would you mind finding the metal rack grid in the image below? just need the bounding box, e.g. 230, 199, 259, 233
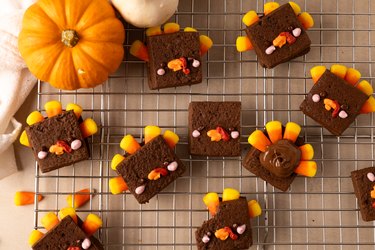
32, 0, 375, 249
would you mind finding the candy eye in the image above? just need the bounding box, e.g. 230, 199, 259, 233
157, 68, 165, 76
339, 110, 348, 119
192, 59, 201, 68
312, 94, 320, 103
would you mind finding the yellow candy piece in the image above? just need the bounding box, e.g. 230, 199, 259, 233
248, 199, 262, 218
82, 214, 103, 236
44, 100, 62, 118
242, 10, 259, 26
330, 64, 348, 79
80, 118, 98, 138
41, 212, 59, 231
26, 111, 44, 126
215, 228, 229, 241
356, 80, 373, 96
164, 22, 180, 34
264, 2, 280, 15
298, 12, 314, 30
66, 103, 83, 118
163, 130, 179, 148
20, 130, 31, 147
28, 230, 44, 246
130, 40, 149, 62
203, 192, 220, 216
299, 144, 314, 160
66, 188, 93, 208
360, 96, 375, 114
14, 191, 43, 206
184, 27, 197, 32
120, 135, 141, 154
248, 130, 271, 153
222, 188, 240, 202
236, 36, 253, 52
311, 65, 327, 83
289, 2, 301, 15
294, 161, 317, 177
265, 121, 282, 144
145, 125, 162, 144
345, 68, 361, 85
146, 26, 162, 36
109, 176, 128, 195
207, 129, 222, 142
58, 207, 77, 223
111, 154, 125, 170
283, 122, 301, 143
199, 35, 213, 56
371, 186, 375, 199
273, 34, 287, 48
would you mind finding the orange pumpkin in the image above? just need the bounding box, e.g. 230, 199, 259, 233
18, 0, 125, 90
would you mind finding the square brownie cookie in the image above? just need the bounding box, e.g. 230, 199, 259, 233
351, 167, 375, 222
32, 216, 103, 250
147, 32, 202, 89
188, 102, 241, 157
245, 3, 311, 68
195, 197, 252, 250
300, 70, 368, 136
116, 135, 186, 204
25, 110, 89, 173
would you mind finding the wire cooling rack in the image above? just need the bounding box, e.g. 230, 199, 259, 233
32, 0, 375, 249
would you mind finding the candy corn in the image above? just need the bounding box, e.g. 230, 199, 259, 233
14, 191, 43, 206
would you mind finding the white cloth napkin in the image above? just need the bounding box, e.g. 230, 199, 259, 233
0, 0, 37, 179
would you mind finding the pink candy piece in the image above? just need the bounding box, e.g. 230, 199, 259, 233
339, 110, 348, 119
292, 28, 302, 37
236, 224, 246, 235
202, 234, 210, 243
135, 185, 145, 195
157, 68, 165, 76
81, 238, 91, 249
192, 59, 201, 68
37, 151, 48, 160
265, 45, 276, 55
367, 172, 375, 182
71, 139, 82, 150
312, 94, 320, 103
167, 161, 178, 172
231, 131, 240, 139
192, 130, 201, 138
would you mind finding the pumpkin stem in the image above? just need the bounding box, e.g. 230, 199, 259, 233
61, 30, 79, 48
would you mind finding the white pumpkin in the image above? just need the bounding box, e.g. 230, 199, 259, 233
111, 0, 179, 28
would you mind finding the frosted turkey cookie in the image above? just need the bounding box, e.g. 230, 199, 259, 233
351, 167, 375, 222
19, 101, 98, 173
28, 207, 103, 249
109, 126, 186, 204
195, 188, 261, 250
243, 121, 317, 191
300, 65, 375, 136
130, 23, 213, 89
236, 2, 313, 68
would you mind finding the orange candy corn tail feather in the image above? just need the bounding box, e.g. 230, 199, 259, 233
294, 161, 317, 177
164, 22, 180, 34
109, 176, 128, 195
145, 125, 162, 144
163, 130, 179, 148
14, 191, 43, 206
111, 154, 125, 170
298, 12, 314, 30
265, 121, 282, 143
356, 80, 373, 96
248, 199, 262, 218
146, 26, 162, 36
199, 35, 213, 56
203, 192, 220, 216
264, 2, 280, 15
44, 100, 62, 118
82, 214, 103, 236
299, 144, 314, 160
283, 122, 301, 143
360, 96, 375, 114
58, 207, 78, 223
242, 10, 259, 26
66, 103, 83, 118
66, 188, 94, 208
236, 36, 253, 52
248, 130, 271, 152
80, 118, 98, 138
26, 111, 44, 125
330, 64, 348, 79
20, 130, 31, 147
311, 66, 326, 83
41, 212, 60, 231
130, 40, 149, 62
28, 230, 44, 246
345, 68, 361, 85
120, 135, 141, 154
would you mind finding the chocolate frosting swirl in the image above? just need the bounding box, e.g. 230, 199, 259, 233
260, 139, 301, 178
